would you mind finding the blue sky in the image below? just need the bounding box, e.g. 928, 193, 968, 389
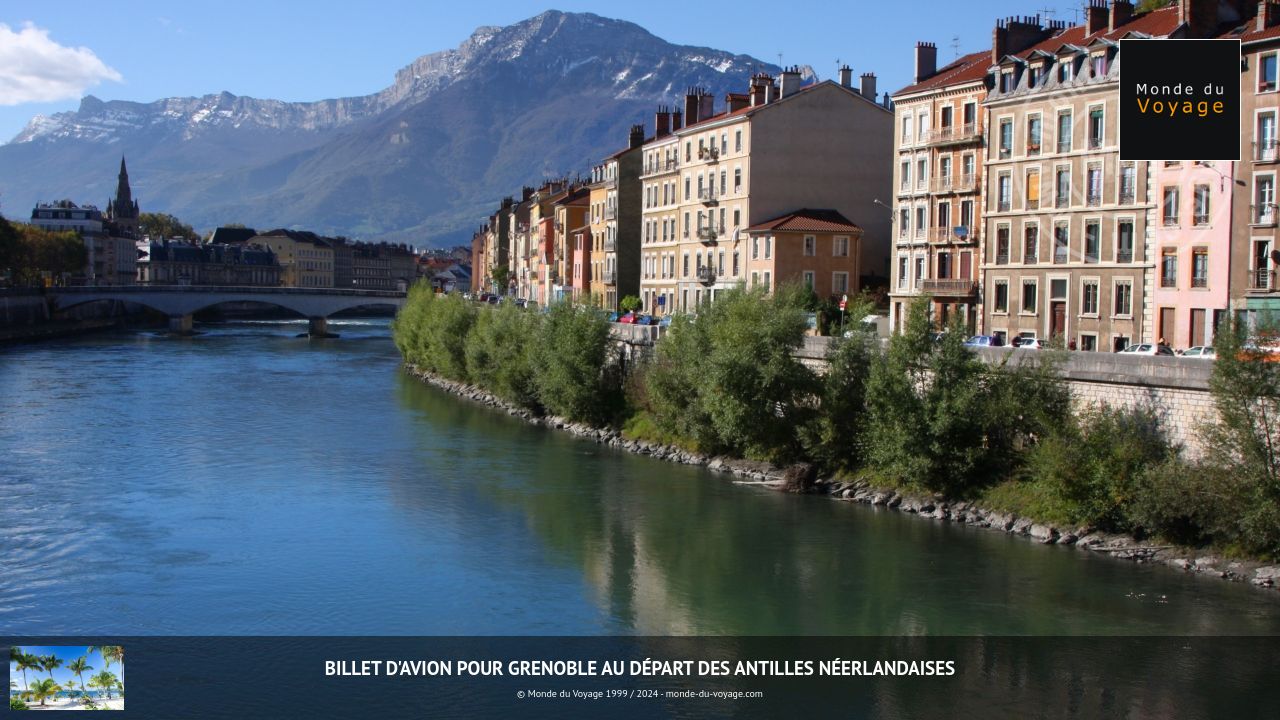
8, 646, 123, 693
0, 0, 1092, 142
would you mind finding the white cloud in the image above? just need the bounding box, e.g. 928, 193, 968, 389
0, 22, 122, 106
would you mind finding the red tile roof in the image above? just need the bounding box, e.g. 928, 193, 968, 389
893, 50, 990, 97
745, 209, 861, 234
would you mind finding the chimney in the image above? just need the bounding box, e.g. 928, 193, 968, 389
671, 110, 682, 130
629, 124, 645, 149
992, 16, 1052, 66
683, 87, 702, 125
778, 66, 801, 98
1086, 0, 1108, 35
838, 65, 853, 88
1109, 0, 1134, 31
1259, 0, 1280, 30
749, 74, 770, 106
915, 42, 938, 83
698, 89, 714, 120
1178, 0, 1217, 38
726, 92, 749, 112
522, 186, 534, 202
654, 106, 671, 138
764, 78, 779, 103
860, 72, 877, 100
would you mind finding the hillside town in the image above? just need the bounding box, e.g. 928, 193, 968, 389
467, 0, 1280, 353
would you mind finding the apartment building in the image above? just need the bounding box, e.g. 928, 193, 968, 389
587, 170, 610, 304
1229, 2, 1280, 325
639, 107, 684, 314
890, 48, 988, 333
641, 68, 892, 314
600, 127, 644, 311
505, 189, 533, 297
743, 209, 862, 299
551, 186, 590, 304
252, 229, 335, 288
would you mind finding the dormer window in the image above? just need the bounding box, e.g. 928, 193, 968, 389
1028, 65, 1042, 87
1058, 61, 1071, 83
1000, 70, 1015, 93
1091, 53, 1108, 78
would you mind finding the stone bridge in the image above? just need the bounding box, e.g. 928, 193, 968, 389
49, 285, 407, 335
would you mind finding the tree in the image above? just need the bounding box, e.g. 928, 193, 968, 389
40, 654, 62, 681
619, 295, 642, 313
490, 265, 511, 293
12, 649, 39, 695
67, 657, 93, 703
25, 678, 61, 707
464, 301, 540, 408
803, 294, 876, 471
531, 300, 616, 424
138, 212, 198, 241
89, 671, 119, 701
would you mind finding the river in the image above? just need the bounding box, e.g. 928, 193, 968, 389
2, 317, 1279, 638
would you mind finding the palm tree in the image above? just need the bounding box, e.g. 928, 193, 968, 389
67, 657, 92, 704
40, 653, 63, 681
89, 671, 118, 701
11, 649, 38, 695
88, 646, 124, 694
25, 678, 61, 707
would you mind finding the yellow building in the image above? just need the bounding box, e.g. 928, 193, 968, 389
250, 230, 334, 288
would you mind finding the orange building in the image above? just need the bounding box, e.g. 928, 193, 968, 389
743, 209, 863, 300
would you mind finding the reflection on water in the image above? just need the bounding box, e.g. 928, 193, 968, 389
0, 318, 1278, 637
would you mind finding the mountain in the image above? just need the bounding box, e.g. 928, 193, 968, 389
0, 11, 809, 246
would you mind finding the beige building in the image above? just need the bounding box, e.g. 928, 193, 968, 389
587, 169, 610, 304
890, 47, 988, 332
642, 68, 893, 314
1229, 4, 1280, 324
252, 230, 334, 288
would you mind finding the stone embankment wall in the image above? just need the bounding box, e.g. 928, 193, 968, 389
610, 328, 1217, 454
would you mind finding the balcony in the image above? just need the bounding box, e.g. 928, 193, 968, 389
995, 252, 1010, 265
1088, 136, 1103, 150
643, 159, 680, 175
1055, 195, 1070, 209
1119, 190, 1136, 205
1053, 247, 1069, 264
924, 123, 981, 147
1026, 142, 1042, 156
1117, 248, 1134, 263
1024, 247, 1038, 264
998, 147, 1012, 160
1057, 140, 1072, 153
603, 270, 616, 285
927, 227, 976, 244
1255, 140, 1278, 163
696, 265, 716, 284
604, 206, 617, 220
1026, 197, 1039, 210
1194, 213, 1210, 226
1191, 275, 1208, 289
697, 187, 719, 205
1253, 204, 1278, 226
697, 146, 720, 163
697, 225, 722, 243
921, 279, 977, 296
1086, 194, 1102, 207
1251, 268, 1273, 292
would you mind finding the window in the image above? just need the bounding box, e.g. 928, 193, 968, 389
993, 280, 1009, 313
1256, 176, 1276, 223
1114, 281, 1133, 316
937, 252, 951, 279
1194, 184, 1211, 225
1000, 70, 1015, 93
1088, 107, 1104, 148
1261, 52, 1277, 93
764, 237, 772, 259
898, 257, 907, 288
1161, 248, 1178, 287
1024, 225, 1039, 264
1080, 334, 1097, 352
684, 177, 691, 201
1057, 111, 1072, 153
1055, 167, 1071, 208
1027, 115, 1042, 154
998, 173, 1012, 211
900, 161, 910, 190
834, 236, 850, 257
939, 156, 952, 184
995, 225, 1010, 264
733, 209, 740, 227
916, 206, 927, 237
1054, 223, 1069, 264
1084, 221, 1100, 263
683, 253, 689, 277
899, 208, 909, 237
732, 251, 740, 276
917, 158, 927, 189
1086, 164, 1103, 206
959, 200, 974, 229
1119, 163, 1137, 204
1091, 53, 1108, 78
998, 119, 1013, 158
937, 201, 951, 231
1117, 220, 1135, 262
1029, 64, 1042, 87
1021, 280, 1038, 315
963, 102, 976, 128
803, 271, 815, 288
763, 271, 771, 291
1192, 248, 1209, 288
734, 168, 742, 192
1082, 280, 1099, 315
915, 257, 925, 281
1026, 168, 1040, 209
833, 272, 849, 294
735, 130, 742, 153
803, 235, 816, 256
1059, 60, 1072, 84
1163, 186, 1180, 226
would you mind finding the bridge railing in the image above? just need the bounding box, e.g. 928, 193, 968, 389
49, 285, 407, 299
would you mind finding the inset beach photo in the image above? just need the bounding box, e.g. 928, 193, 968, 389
9, 646, 123, 711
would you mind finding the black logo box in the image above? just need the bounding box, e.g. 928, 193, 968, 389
1120, 38, 1241, 161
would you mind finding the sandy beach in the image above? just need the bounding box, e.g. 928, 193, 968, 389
23, 697, 124, 711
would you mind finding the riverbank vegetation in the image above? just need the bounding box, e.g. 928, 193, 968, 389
393, 283, 1280, 560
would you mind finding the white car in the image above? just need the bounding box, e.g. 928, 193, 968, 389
1014, 337, 1045, 350
1180, 346, 1216, 359
1119, 343, 1176, 356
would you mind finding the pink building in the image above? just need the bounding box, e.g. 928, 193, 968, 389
1151, 161, 1234, 350
570, 224, 591, 301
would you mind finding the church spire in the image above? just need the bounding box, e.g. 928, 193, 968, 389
107, 155, 140, 237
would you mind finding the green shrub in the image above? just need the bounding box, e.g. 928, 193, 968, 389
619, 295, 642, 313
802, 296, 875, 471
1028, 404, 1175, 532
531, 301, 616, 424
464, 301, 540, 408
419, 292, 476, 380
391, 281, 434, 366
11, 696, 28, 710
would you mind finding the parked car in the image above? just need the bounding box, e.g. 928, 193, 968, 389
514, 299, 528, 308
1011, 336, 1044, 349
635, 314, 655, 326
1119, 343, 1175, 356
618, 312, 636, 324
607, 312, 620, 323
487, 295, 500, 304
658, 315, 673, 328
963, 335, 1004, 347
1180, 346, 1216, 359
